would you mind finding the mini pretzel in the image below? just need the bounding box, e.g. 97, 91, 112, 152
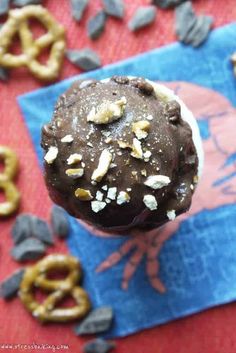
0, 146, 20, 217
0, 5, 66, 81
19, 254, 91, 323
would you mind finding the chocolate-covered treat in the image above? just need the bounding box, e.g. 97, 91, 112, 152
41, 76, 203, 232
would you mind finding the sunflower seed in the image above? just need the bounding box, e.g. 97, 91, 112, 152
175, 1, 197, 42
152, 0, 187, 9
12, 214, 32, 245
31, 217, 54, 246
51, 205, 70, 238
184, 15, 213, 47
102, 0, 124, 19
12, 214, 54, 246
83, 339, 115, 353
74, 307, 113, 335
0, 269, 25, 299
0, 67, 9, 81
66, 48, 101, 71
87, 11, 107, 40
0, 0, 10, 16
12, 0, 42, 6
11, 238, 46, 262
70, 0, 88, 22
128, 6, 156, 32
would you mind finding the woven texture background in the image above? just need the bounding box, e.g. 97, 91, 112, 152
1, 0, 236, 352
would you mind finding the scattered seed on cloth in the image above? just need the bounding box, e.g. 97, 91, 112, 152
83, 339, 115, 353
12, 214, 32, 245
31, 216, 54, 246
0, 0, 10, 16
128, 6, 156, 32
66, 48, 101, 71
102, 0, 124, 19
184, 15, 213, 47
152, 0, 187, 9
11, 238, 46, 262
70, 0, 89, 22
74, 306, 113, 335
51, 205, 70, 238
12, 0, 42, 6
0, 67, 9, 81
175, 1, 197, 42
12, 214, 54, 246
87, 11, 107, 40
0, 269, 25, 299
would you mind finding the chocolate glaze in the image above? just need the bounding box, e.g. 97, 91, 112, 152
41, 76, 198, 232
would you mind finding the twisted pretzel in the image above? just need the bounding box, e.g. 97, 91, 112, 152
0, 146, 20, 217
19, 254, 91, 323
0, 5, 66, 81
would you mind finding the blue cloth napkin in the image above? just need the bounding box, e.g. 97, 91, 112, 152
18, 23, 236, 338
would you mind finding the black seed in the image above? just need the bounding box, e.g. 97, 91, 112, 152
0, 0, 10, 16
130, 78, 154, 95
83, 339, 115, 353
152, 0, 188, 9
128, 6, 156, 32
0, 67, 9, 81
66, 48, 101, 71
70, 0, 89, 22
87, 11, 107, 40
184, 15, 213, 47
12, 0, 42, 6
165, 100, 181, 123
12, 214, 33, 245
102, 0, 124, 19
11, 238, 46, 262
31, 216, 54, 246
175, 1, 197, 42
74, 307, 113, 335
0, 269, 25, 299
111, 76, 129, 84
51, 205, 70, 239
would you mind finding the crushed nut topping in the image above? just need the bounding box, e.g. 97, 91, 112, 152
117, 140, 131, 149
67, 153, 82, 165
144, 175, 170, 189
131, 138, 143, 159
91, 149, 112, 182
143, 150, 152, 162
44, 146, 58, 164
61, 134, 74, 143
65, 168, 84, 179
96, 190, 104, 201
87, 97, 127, 124
107, 187, 117, 200
105, 137, 112, 144
141, 169, 147, 176
117, 191, 130, 205
109, 163, 117, 169
143, 195, 158, 210
146, 115, 153, 121
75, 188, 93, 201
132, 120, 150, 140
91, 201, 107, 213
167, 210, 176, 221
87, 142, 93, 147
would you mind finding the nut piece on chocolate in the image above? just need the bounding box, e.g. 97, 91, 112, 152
41, 76, 198, 232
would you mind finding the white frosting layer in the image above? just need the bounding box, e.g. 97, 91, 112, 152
101, 77, 204, 178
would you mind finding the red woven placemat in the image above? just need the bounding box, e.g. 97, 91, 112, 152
1, 0, 236, 352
